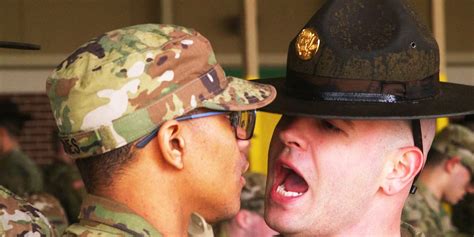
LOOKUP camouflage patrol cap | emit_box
[432,124,474,175]
[46,24,276,159]
[240,172,266,216]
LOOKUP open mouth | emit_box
[274,161,309,198]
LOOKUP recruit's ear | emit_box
[381,146,424,195]
[444,156,462,173]
[157,120,185,170]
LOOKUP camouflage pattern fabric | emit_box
[402,184,459,236]
[400,222,425,237]
[0,149,44,196]
[240,172,267,216]
[43,161,85,223]
[63,194,162,236]
[431,124,474,175]
[46,24,276,159]
[64,194,214,237]
[0,185,56,236]
[26,193,69,235]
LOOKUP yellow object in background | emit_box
[436,74,449,132]
[249,112,281,174]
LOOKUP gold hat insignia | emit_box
[295,28,320,60]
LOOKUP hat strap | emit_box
[410,119,424,194]
[286,71,439,103]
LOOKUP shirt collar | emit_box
[417,184,441,213]
[79,194,162,236]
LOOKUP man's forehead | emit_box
[282,115,408,127]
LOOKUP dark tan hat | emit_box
[257,0,474,119]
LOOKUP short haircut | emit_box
[75,143,135,194]
[425,148,449,168]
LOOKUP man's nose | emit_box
[278,116,309,151]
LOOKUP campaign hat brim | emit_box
[0,41,40,50]
[257,77,474,119]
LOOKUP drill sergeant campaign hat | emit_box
[432,124,474,176]
[257,0,474,119]
[256,0,474,193]
[46,24,276,159]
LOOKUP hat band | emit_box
[285,71,440,103]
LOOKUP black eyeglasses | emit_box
[135,110,257,148]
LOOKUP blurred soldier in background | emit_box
[46,24,275,236]
[214,172,278,237]
[0,99,44,196]
[0,41,68,236]
[451,116,474,235]
[403,124,474,236]
[43,129,85,223]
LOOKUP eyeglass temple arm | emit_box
[135,111,228,148]
[410,119,424,194]
[175,111,227,121]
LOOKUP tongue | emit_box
[283,171,308,193]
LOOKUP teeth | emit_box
[282,164,291,169]
[276,184,303,197]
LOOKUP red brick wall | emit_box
[1,94,57,164]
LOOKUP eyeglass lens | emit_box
[232,110,256,140]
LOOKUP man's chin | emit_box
[265,208,302,234]
[207,201,240,223]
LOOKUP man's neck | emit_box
[329,196,403,237]
[108,160,193,236]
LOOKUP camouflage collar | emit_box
[78,194,162,236]
[401,222,425,237]
[417,184,442,214]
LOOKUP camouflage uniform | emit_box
[63,194,161,236]
[43,161,85,223]
[46,24,275,236]
[403,184,455,236]
[64,194,213,237]
[400,222,425,237]
[26,193,69,235]
[0,149,44,196]
[0,185,56,236]
[403,124,474,236]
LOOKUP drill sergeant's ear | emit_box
[381,146,424,195]
[157,120,185,170]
